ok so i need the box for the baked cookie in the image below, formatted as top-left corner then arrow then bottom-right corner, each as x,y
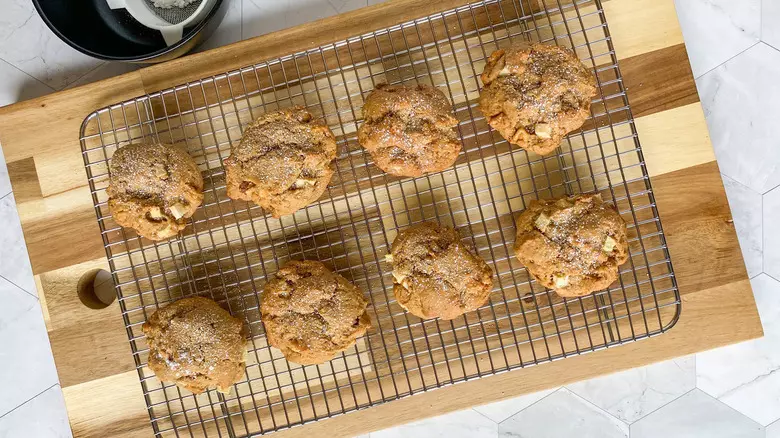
260,260 -> 371,365
142,296 -> 248,394
107,142 -> 203,241
479,42 -> 597,155
514,193 -> 629,297
387,222 -> 494,320
224,107 -> 337,217
358,83 -> 461,177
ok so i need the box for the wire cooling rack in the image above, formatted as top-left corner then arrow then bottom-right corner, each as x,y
79,0 -> 680,436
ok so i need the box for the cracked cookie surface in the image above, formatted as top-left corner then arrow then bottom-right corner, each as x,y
388,222 -> 494,320
107,142 -> 204,241
260,260 -> 371,365
514,193 -> 628,297
358,83 -> 461,177
224,107 -> 337,217
479,42 -> 597,155
142,296 -> 248,394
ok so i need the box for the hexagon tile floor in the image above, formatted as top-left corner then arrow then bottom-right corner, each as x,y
1,0 -> 780,436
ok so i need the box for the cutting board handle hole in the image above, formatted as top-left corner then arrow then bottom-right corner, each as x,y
77,269 -> 117,309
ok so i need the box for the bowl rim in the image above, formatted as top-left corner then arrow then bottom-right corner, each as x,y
32,0 -> 224,62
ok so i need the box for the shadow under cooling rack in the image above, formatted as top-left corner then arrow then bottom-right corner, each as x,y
79,0 -> 680,436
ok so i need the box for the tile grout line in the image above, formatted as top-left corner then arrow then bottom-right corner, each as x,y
0,273 -> 37,300
762,181 -> 780,196
763,40 -> 780,54
694,41 -> 761,81
493,388 -> 559,425
0,383 -> 59,421
0,58 -> 55,94
764,272 -> 780,284
0,3 -> 769,436
630,387 -> 698,429
65,61 -> 108,90
469,406 -> 498,425
695,388 -> 766,429
564,388 -> 630,429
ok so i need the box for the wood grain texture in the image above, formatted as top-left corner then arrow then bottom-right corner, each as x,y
61,371 -> 150,438
654,161 -> 749,294
620,43 -> 698,118
266,278 -> 758,438
39,258 -> 136,387
602,0 -> 684,59
0,0 -> 761,436
1,4 -> 703,277
5,158 -> 41,202
635,103 -> 716,177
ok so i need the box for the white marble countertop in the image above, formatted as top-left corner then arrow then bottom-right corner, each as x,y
1,0 -> 780,437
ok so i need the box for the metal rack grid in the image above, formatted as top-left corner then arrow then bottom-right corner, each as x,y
79,0 -> 680,436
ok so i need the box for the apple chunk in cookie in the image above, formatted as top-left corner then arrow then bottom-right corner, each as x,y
514,193 -> 628,297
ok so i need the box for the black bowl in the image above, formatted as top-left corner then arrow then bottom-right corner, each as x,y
33,0 -> 227,63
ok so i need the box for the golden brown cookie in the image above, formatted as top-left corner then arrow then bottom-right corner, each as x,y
142,296 -> 248,394
358,83 -> 461,177
224,107 -> 337,217
514,193 -> 629,297
107,142 -> 204,241
388,222 -> 494,320
479,42 -> 597,155
260,260 -> 371,365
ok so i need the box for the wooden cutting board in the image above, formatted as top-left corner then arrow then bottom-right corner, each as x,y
0,0 -> 762,437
